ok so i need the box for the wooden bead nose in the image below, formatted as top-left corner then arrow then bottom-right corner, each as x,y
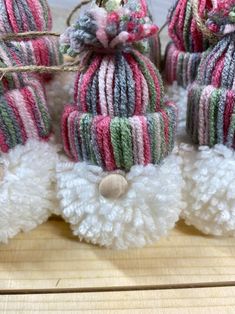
99,174 -> 128,199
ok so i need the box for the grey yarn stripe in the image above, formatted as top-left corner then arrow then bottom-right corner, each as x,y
224,40 -> 235,89
19,0 -> 37,30
4,96 -> 24,143
114,55 -> 120,117
147,115 -> 155,163
80,115 -> 89,162
117,54 -> 128,117
13,0 -> 24,32
217,90 -> 226,144
124,55 -> 135,116
222,40 -> 234,89
204,39 -> 230,85
0,108 -> 13,148
86,75 -> 93,114
91,72 -> 98,115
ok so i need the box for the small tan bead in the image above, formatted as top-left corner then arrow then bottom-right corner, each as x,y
99,174 -> 128,199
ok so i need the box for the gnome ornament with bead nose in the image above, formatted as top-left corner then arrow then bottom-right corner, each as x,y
179,0 -> 235,237
56,0 -> 184,249
0,0 -> 62,243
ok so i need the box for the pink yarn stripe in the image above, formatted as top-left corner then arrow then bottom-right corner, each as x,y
5,89 -> 30,141
21,86 -> 42,140
168,0 -> 185,50
224,91 -> 235,141
0,128 -> 9,153
95,116 -> 107,164
100,117 -> 116,171
5,0 -> 19,32
138,52 -> 162,110
99,56 -> 109,115
211,55 -> 225,87
172,47 -> 180,82
25,0 -> 44,30
132,116 -> 144,164
74,73 -> 81,105
106,56 -> 115,117
62,105 -> 77,160
140,71 -> 149,114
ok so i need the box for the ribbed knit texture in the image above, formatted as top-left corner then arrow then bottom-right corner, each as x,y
0,0 -> 61,153
187,1 -> 235,148
165,0 -> 212,87
60,0 -> 177,172
0,0 -> 52,33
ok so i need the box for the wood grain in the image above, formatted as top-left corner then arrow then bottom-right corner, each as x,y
1,220 -> 235,291
1,287 -> 235,313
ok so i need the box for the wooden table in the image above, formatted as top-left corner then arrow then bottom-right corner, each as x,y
1,217 -> 235,313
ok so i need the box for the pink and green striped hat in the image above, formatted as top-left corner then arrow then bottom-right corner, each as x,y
187,1 -> 235,148
60,0 -> 178,171
165,0 -> 213,87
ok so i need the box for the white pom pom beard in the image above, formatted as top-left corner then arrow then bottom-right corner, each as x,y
56,155 -> 184,250
169,84 -> 235,236
0,140 -> 59,243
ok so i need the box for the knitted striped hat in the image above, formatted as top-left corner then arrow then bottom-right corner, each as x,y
60,0 -> 177,172
165,0 -> 212,87
187,1 -> 235,148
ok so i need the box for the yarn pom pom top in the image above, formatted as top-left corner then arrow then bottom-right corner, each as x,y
60,0 -> 178,172
165,0 -> 213,87
187,0 -> 235,149
56,0 -> 183,249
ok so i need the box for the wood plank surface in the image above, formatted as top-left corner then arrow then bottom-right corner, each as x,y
1,287 -> 235,313
1,220 -> 235,291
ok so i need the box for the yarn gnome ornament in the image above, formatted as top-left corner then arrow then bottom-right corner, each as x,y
56,0 -> 184,249
165,0 -> 213,88
179,0 -> 235,236
0,0 -> 62,243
